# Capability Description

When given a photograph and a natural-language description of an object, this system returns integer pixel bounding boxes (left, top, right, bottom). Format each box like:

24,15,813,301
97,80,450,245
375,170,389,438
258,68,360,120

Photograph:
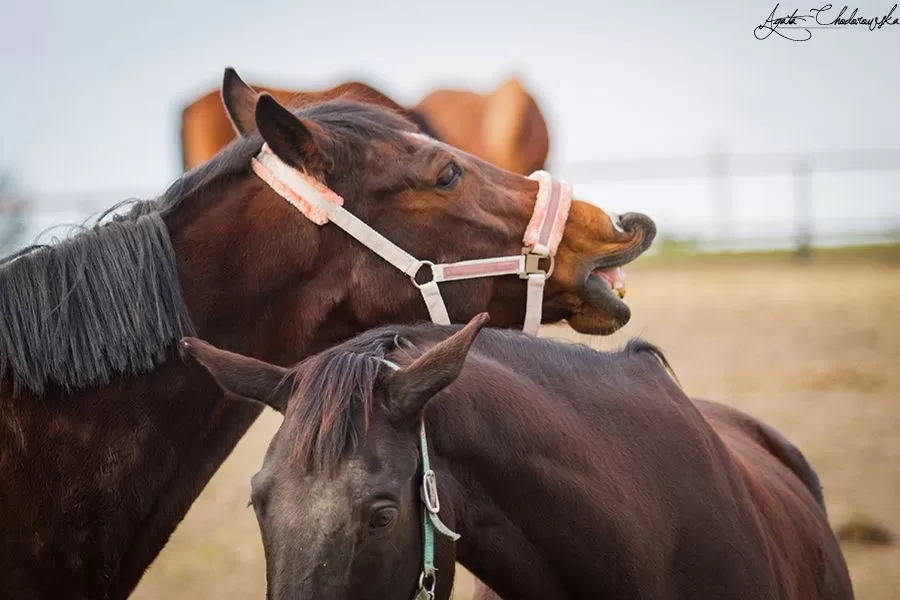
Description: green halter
380,359,460,600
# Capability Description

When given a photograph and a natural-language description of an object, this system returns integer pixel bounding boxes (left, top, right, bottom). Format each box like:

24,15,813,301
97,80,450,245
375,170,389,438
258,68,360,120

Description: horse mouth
572,213,656,335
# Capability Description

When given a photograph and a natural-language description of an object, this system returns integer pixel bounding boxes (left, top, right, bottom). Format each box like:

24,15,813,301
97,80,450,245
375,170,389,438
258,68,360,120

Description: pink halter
251,143,572,335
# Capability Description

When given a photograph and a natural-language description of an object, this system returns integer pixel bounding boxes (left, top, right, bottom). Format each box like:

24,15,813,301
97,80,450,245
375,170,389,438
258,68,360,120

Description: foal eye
369,506,398,531
435,162,462,190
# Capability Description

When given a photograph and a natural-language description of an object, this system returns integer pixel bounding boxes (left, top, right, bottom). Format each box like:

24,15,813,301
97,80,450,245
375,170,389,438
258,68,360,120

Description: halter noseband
251,143,573,336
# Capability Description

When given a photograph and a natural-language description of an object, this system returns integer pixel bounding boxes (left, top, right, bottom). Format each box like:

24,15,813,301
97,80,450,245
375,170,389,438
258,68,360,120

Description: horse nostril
618,213,657,241
608,211,626,234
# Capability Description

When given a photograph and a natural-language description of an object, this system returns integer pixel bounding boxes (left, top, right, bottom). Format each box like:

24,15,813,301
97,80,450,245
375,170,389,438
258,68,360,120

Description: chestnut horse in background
180,75,550,176
0,68,655,599
182,314,854,600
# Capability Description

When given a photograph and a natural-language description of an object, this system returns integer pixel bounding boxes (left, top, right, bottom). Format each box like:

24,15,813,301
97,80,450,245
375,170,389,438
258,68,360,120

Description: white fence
4,146,900,256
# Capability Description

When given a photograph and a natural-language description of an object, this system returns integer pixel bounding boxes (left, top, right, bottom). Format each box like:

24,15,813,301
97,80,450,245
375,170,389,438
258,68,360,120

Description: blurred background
1,0,898,598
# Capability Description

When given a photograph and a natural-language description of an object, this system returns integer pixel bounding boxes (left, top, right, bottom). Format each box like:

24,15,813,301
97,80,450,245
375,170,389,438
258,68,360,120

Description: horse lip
580,274,632,326
574,212,655,327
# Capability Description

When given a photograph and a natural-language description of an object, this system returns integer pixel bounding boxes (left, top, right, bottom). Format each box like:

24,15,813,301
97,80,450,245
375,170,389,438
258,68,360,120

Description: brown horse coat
0,69,653,599
183,316,854,600
179,76,549,175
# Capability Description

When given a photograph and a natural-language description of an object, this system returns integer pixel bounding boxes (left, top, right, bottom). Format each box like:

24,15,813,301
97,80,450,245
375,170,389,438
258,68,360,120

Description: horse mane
0,121,265,399
0,203,196,397
622,338,682,388
0,98,424,399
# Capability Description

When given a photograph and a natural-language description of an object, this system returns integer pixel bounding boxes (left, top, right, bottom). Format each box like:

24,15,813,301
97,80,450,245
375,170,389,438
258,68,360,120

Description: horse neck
104,176,360,594
423,338,774,600
163,173,345,359
0,173,358,599
423,340,647,600
423,365,577,600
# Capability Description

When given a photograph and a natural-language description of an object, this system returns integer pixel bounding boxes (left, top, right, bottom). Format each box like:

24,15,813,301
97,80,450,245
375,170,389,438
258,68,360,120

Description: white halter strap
251,144,572,335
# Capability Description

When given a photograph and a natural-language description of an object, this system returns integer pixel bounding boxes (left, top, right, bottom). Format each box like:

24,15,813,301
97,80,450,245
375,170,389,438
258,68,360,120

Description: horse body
459,378,848,598
419,329,852,599
0,71,653,599
180,76,549,175
413,76,550,177
183,317,853,600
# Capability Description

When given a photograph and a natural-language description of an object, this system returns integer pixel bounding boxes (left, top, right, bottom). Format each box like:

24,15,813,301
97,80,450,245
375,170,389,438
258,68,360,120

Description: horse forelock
282,329,409,474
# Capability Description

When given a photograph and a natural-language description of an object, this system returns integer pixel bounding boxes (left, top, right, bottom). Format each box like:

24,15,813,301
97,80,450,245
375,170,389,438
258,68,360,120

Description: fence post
792,159,812,259
707,142,733,250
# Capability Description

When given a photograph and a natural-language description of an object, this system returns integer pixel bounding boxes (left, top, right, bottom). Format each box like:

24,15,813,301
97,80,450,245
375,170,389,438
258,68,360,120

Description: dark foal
183,314,854,600
0,67,655,599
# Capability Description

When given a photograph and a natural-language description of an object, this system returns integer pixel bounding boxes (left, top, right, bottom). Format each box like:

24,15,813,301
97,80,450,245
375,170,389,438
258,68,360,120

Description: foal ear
388,313,490,421
221,67,260,136
255,93,334,174
179,337,291,413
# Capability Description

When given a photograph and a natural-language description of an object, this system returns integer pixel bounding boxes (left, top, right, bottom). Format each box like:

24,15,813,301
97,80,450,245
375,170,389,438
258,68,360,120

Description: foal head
179,315,490,600
204,69,656,337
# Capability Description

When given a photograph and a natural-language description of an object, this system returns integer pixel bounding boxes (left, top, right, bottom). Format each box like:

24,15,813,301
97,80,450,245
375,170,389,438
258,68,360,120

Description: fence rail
3,146,900,257
553,145,900,256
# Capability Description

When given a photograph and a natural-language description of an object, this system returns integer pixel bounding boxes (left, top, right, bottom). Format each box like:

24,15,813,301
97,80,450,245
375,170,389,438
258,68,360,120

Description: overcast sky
2,0,899,242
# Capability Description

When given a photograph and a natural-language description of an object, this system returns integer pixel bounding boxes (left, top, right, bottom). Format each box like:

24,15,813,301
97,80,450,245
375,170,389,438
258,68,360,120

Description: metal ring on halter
417,572,436,600
409,260,437,290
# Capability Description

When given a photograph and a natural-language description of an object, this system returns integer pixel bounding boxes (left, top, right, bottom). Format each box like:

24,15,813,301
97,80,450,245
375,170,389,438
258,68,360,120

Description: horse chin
568,275,633,335
567,310,629,336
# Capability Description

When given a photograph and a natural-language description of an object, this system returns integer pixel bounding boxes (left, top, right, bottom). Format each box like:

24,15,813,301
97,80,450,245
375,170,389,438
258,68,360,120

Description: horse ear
388,313,490,421
221,67,260,136
254,93,334,174
179,337,291,413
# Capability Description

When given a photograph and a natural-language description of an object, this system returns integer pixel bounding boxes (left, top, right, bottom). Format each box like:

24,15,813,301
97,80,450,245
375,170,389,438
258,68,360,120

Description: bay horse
180,75,549,176
181,314,854,600
0,67,655,599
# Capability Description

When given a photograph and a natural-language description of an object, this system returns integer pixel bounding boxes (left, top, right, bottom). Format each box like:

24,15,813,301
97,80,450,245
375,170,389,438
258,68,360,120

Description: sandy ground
131,246,900,599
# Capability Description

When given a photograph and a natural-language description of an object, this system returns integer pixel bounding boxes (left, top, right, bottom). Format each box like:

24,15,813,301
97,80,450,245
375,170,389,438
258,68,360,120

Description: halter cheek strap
380,359,458,600
251,144,572,335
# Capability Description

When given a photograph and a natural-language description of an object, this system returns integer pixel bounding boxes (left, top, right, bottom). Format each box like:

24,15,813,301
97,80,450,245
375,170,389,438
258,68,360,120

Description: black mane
0,205,196,396
0,98,432,398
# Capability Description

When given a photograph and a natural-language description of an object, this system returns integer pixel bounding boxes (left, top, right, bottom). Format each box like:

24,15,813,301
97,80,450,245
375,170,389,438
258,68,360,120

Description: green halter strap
380,359,460,600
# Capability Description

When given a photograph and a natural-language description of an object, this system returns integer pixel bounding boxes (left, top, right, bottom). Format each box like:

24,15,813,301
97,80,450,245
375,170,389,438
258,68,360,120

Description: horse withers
0,67,654,599
182,314,854,600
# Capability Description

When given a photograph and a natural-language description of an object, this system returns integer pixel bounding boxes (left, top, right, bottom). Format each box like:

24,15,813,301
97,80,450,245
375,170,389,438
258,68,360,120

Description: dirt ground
131,245,900,599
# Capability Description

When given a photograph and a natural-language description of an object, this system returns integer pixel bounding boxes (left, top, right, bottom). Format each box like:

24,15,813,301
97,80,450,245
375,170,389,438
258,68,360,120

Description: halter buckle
422,469,441,514
520,247,555,279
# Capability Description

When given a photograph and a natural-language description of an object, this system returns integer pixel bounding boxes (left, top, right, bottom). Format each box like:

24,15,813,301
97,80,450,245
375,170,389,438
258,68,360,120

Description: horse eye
369,506,398,531
436,162,462,190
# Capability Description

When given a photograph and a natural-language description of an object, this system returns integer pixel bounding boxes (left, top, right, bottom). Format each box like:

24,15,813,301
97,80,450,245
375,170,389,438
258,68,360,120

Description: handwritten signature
755,3,899,40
